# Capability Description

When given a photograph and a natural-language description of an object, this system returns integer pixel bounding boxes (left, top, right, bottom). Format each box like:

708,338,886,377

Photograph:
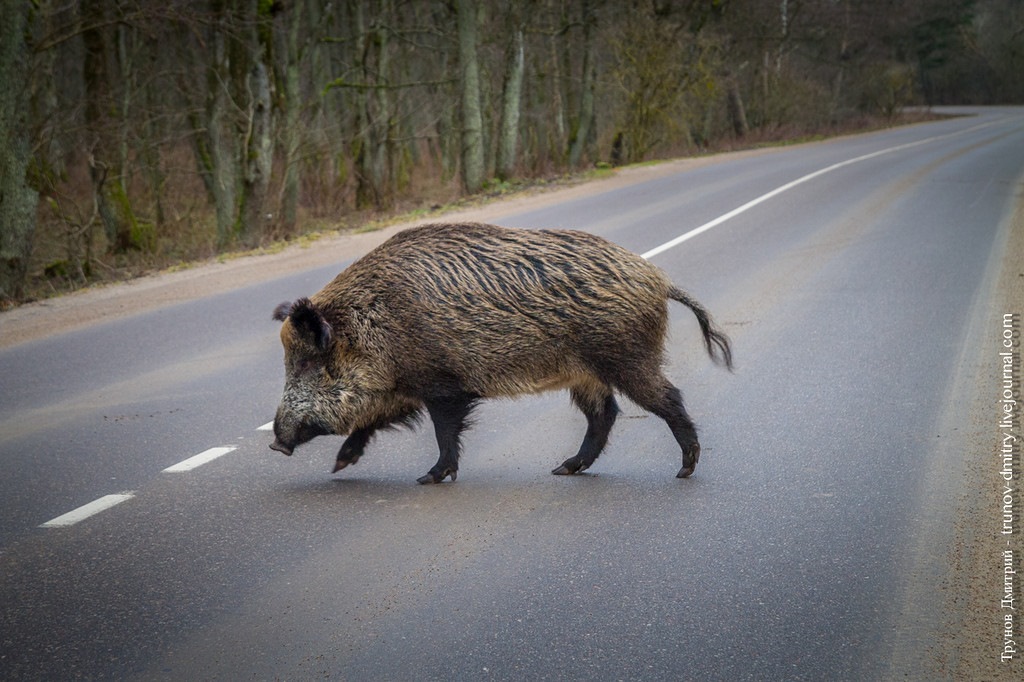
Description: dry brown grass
18,110,946,305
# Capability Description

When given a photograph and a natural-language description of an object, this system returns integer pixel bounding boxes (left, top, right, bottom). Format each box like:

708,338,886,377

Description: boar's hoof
333,456,358,473
676,443,701,478
417,468,457,484
332,456,360,473
551,458,589,476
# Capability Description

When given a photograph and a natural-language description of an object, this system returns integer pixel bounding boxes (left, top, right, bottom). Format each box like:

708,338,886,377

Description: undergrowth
17,110,945,306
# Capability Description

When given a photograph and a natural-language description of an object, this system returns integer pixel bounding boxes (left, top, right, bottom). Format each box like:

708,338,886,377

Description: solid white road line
40,493,135,528
640,119,1004,261
257,421,274,431
162,446,237,473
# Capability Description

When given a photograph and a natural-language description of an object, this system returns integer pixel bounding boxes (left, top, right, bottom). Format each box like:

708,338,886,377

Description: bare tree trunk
350,1,371,208
83,0,137,254
726,78,749,137
235,0,273,245
305,0,337,213
434,39,458,185
0,1,38,305
189,0,273,247
240,57,273,244
139,42,166,233
776,0,789,73
278,0,303,234
457,0,484,194
370,6,393,208
204,1,241,247
831,0,851,121
496,20,525,181
568,0,597,168
351,0,394,210
548,26,566,153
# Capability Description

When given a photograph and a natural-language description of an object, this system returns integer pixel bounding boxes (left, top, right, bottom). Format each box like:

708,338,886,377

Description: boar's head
269,297,365,456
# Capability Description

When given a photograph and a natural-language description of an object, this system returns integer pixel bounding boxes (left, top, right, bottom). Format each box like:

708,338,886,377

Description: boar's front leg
418,393,480,484
333,428,374,473
333,404,422,473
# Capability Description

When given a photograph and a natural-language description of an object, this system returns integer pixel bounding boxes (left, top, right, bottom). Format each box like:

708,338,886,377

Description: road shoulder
943,177,1023,678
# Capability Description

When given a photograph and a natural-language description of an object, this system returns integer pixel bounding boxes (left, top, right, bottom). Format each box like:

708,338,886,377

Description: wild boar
270,222,732,483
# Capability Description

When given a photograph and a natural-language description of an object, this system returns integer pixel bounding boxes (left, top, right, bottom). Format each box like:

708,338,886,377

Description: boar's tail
667,286,734,371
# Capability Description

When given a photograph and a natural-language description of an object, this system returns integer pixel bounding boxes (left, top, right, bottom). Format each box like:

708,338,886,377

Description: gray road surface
1,107,1021,680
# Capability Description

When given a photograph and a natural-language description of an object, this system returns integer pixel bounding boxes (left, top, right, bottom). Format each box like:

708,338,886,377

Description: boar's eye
296,358,314,373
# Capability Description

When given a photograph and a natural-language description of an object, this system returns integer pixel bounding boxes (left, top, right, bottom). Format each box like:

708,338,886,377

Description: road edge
889,170,1024,678
945,173,1024,679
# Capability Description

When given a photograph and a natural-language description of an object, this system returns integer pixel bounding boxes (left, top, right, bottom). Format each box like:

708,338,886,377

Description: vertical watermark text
1000,312,1021,663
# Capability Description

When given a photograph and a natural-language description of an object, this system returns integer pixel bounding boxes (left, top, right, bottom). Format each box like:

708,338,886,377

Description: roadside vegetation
2,0,1022,307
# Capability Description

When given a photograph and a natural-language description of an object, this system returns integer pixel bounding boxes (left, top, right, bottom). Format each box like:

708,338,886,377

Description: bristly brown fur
271,222,732,482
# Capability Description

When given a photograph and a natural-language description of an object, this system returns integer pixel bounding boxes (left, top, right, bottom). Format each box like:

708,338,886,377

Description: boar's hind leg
552,388,619,475
418,394,480,484
621,375,701,479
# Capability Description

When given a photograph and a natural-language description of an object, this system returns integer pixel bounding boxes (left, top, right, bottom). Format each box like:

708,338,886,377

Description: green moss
43,260,69,279
130,219,157,253
108,180,154,253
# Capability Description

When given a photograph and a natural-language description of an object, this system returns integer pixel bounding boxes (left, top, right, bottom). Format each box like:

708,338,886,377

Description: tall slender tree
239,1,274,245
277,0,304,233
568,0,597,167
82,0,139,253
0,1,38,305
457,0,485,193
496,6,526,181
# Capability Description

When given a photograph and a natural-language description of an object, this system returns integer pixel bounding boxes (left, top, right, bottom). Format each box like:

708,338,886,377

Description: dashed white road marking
41,120,1006,533
40,440,258,529
163,446,237,473
40,493,135,528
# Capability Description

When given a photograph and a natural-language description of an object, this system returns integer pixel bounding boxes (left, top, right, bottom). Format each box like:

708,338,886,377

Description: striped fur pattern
270,222,732,483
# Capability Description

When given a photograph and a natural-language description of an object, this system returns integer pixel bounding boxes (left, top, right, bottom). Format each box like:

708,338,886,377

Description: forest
2,0,1022,306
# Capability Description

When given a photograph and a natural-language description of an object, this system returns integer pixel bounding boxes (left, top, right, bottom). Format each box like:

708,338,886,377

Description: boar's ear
288,297,334,351
272,301,293,321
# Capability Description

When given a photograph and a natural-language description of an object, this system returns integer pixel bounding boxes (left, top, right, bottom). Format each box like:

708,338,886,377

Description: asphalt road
1,107,1022,680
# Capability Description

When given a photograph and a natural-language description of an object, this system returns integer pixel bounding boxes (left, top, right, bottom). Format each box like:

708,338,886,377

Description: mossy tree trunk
277,0,304,234
568,0,597,168
0,1,38,305
457,0,485,194
496,12,525,181
82,0,139,254
348,0,396,211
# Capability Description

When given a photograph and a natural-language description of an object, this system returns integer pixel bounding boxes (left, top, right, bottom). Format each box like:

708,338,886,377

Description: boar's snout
269,439,294,456
269,406,330,457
